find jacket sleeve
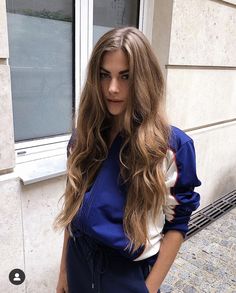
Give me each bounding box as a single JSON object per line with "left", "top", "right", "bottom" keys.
{"left": 162, "top": 139, "right": 201, "bottom": 237}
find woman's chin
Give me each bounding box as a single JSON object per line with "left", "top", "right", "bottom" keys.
{"left": 107, "top": 107, "right": 125, "bottom": 116}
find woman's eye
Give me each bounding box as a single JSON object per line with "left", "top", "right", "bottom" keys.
{"left": 121, "top": 74, "right": 129, "bottom": 80}
{"left": 100, "top": 72, "right": 110, "bottom": 79}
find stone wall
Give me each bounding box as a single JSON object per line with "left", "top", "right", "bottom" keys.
{"left": 0, "top": 1, "right": 65, "bottom": 291}
{"left": 152, "top": 0, "right": 236, "bottom": 209}
{"left": 0, "top": 0, "right": 15, "bottom": 173}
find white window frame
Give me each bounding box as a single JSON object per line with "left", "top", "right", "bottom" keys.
{"left": 14, "top": 0, "right": 77, "bottom": 184}
{"left": 14, "top": 0, "right": 78, "bottom": 163}
{"left": 75, "top": 0, "right": 94, "bottom": 114}
{"left": 139, "top": 0, "right": 155, "bottom": 42}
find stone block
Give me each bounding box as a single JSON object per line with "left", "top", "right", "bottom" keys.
{"left": 0, "top": 0, "right": 9, "bottom": 58}
{"left": 0, "top": 65, "right": 15, "bottom": 172}
{"left": 169, "top": 0, "right": 236, "bottom": 66}
{"left": 166, "top": 67, "right": 236, "bottom": 129}
{"left": 20, "top": 176, "right": 66, "bottom": 292}
{"left": 151, "top": 0, "right": 173, "bottom": 78}
{"left": 187, "top": 121, "right": 236, "bottom": 208}
{"left": 0, "top": 176, "right": 24, "bottom": 292}
{"left": 222, "top": 0, "right": 236, "bottom": 5}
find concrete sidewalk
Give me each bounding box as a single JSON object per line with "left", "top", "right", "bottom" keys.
{"left": 160, "top": 208, "right": 236, "bottom": 293}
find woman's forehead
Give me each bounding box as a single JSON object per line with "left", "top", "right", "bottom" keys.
{"left": 101, "top": 49, "right": 129, "bottom": 71}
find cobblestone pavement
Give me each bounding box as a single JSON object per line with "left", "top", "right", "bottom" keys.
{"left": 160, "top": 208, "right": 236, "bottom": 293}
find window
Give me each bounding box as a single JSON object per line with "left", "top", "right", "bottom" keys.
{"left": 93, "top": 0, "right": 140, "bottom": 45}
{"left": 4, "top": 0, "right": 145, "bottom": 183}
{"left": 6, "top": 0, "right": 144, "bottom": 182}
{"left": 6, "top": 0, "right": 74, "bottom": 142}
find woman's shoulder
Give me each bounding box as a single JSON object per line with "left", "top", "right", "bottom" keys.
{"left": 168, "top": 125, "right": 194, "bottom": 152}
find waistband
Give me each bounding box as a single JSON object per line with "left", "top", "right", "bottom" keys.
{"left": 69, "top": 228, "right": 125, "bottom": 292}
{"left": 67, "top": 224, "right": 157, "bottom": 292}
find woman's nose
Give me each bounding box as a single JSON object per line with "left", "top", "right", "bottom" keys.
{"left": 108, "top": 78, "right": 119, "bottom": 94}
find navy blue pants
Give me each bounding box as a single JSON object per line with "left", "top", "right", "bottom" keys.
{"left": 66, "top": 234, "right": 160, "bottom": 293}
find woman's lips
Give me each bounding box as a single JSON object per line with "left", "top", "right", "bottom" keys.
{"left": 107, "top": 99, "right": 124, "bottom": 103}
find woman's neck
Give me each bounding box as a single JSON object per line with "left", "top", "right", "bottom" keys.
{"left": 111, "top": 115, "right": 123, "bottom": 133}
{"left": 108, "top": 124, "right": 122, "bottom": 148}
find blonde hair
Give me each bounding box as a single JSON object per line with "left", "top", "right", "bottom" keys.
{"left": 54, "top": 27, "right": 170, "bottom": 251}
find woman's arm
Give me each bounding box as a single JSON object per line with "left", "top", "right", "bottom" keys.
{"left": 56, "top": 228, "right": 70, "bottom": 293}
{"left": 60, "top": 228, "right": 70, "bottom": 272}
{"left": 144, "top": 135, "right": 200, "bottom": 292}
{"left": 145, "top": 230, "right": 184, "bottom": 293}
{"left": 56, "top": 131, "right": 76, "bottom": 292}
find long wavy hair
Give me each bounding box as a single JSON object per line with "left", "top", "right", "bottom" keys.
{"left": 54, "top": 27, "right": 170, "bottom": 251}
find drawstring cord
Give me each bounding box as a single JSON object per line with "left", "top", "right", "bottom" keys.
{"left": 72, "top": 232, "right": 109, "bottom": 292}
{"left": 87, "top": 242, "right": 109, "bottom": 292}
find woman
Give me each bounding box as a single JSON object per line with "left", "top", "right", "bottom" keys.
{"left": 54, "top": 27, "right": 201, "bottom": 293}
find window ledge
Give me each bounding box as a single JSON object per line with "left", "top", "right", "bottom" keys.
{"left": 14, "top": 137, "right": 69, "bottom": 185}
{"left": 15, "top": 153, "right": 67, "bottom": 185}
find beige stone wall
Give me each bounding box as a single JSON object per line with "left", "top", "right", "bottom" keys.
{"left": 0, "top": 1, "right": 65, "bottom": 291}
{"left": 0, "top": 174, "right": 65, "bottom": 292}
{"left": 0, "top": 175, "right": 24, "bottom": 293}
{"left": 166, "top": 68, "right": 236, "bottom": 129}
{"left": 189, "top": 121, "right": 236, "bottom": 208}
{"left": 151, "top": 0, "right": 173, "bottom": 77}
{"left": 0, "top": 0, "right": 8, "bottom": 58}
{"left": 169, "top": 0, "right": 236, "bottom": 66}
{"left": 0, "top": 2, "right": 23, "bottom": 291}
{"left": 0, "top": 65, "right": 15, "bottom": 172}
{"left": 0, "top": 0, "right": 15, "bottom": 173}
{"left": 223, "top": 0, "right": 236, "bottom": 5}
{"left": 20, "top": 176, "right": 65, "bottom": 292}
{"left": 152, "top": 0, "right": 236, "bottom": 208}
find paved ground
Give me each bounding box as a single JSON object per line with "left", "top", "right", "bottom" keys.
{"left": 160, "top": 208, "right": 236, "bottom": 293}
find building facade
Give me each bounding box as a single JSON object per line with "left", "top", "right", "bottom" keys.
{"left": 0, "top": 0, "right": 236, "bottom": 291}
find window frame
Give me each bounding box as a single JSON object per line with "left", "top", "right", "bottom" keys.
{"left": 12, "top": 0, "right": 76, "bottom": 155}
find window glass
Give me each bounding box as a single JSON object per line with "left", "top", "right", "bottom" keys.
{"left": 93, "top": 0, "right": 140, "bottom": 45}
{"left": 6, "top": 0, "right": 74, "bottom": 141}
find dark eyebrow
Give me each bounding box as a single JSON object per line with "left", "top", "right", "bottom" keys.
{"left": 119, "top": 69, "right": 129, "bottom": 74}
{"left": 100, "top": 67, "right": 129, "bottom": 75}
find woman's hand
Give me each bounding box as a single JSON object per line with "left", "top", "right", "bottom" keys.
{"left": 145, "top": 231, "right": 184, "bottom": 292}
{"left": 145, "top": 282, "right": 159, "bottom": 293}
{"left": 56, "top": 270, "right": 68, "bottom": 293}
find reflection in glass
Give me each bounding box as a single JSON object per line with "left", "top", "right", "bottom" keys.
{"left": 6, "top": 0, "right": 73, "bottom": 141}
{"left": 93, "top": 0, "right": 140, "bottom": 45}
